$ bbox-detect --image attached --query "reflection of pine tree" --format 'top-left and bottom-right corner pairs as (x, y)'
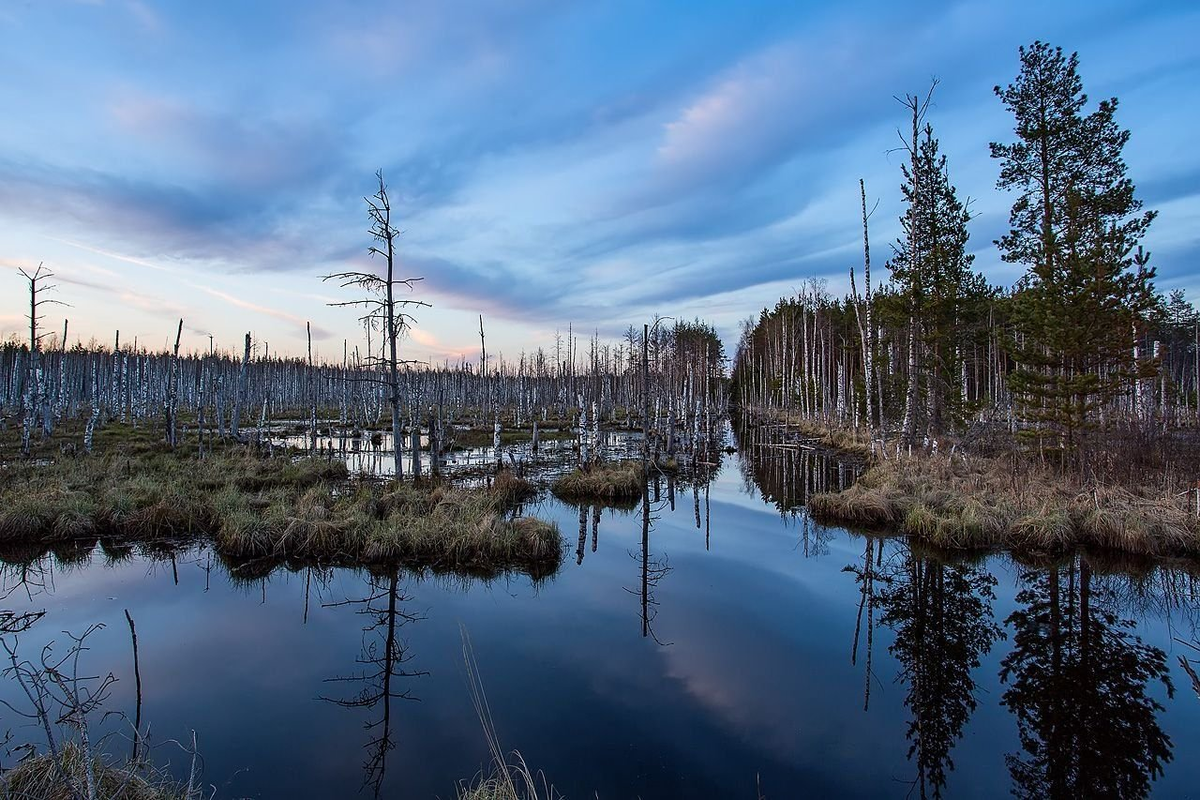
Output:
(878, 552), (1003, 799)
(1000, 558), (1174, 799)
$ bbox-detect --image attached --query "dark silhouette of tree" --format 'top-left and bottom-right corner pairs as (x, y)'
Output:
(878, 552), (1003, 799)
(1000, 557), (1174, 799)
(322, 569), (427, 797)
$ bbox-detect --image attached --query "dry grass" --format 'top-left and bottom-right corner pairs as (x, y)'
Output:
(0, 424), (561, 578)
(456, 630), (561, 800)
(809, 454), (1200, 558)
(551, 460), (644, 501)
(0, 743), (185, 800)
(490, 469), (537, 506)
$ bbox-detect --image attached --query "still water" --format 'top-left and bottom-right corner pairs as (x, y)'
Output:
(2, 426), (1198, 799)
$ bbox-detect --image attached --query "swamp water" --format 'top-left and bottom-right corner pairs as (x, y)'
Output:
(2, 424), (1199, 799)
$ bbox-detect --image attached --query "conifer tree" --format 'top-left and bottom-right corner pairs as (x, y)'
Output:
(889, 89), (985, 439)
(991, 42), (1157, 449)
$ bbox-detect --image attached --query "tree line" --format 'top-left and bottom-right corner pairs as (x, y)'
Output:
(732, 42), (1200, 458)
(2, 230), (726, 476)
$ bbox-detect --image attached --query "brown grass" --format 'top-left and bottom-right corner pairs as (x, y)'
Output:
(551, 460), (644, 501)
(0, 424), (562, 578)
(809, 454), (1200, 558)
(490, 469), (537, 506)
(0, 743), (185, 800)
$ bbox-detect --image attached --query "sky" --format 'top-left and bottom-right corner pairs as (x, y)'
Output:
(0, 0), (1197, 363)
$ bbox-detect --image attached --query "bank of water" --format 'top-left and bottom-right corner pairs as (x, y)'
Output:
(1, 426), (1197, 798)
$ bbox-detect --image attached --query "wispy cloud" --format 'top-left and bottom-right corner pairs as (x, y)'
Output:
(192, 285), (332, 341)
(0, 0), (1196, 357)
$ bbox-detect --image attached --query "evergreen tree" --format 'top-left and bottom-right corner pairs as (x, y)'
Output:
(889, 105), (987, 437)
(991, 42), (1157, 449)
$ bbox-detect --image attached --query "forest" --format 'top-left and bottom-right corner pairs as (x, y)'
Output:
(732, 42), (1200, 558)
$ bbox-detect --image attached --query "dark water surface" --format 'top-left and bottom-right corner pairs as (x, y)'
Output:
(2, 426), (1199, 799)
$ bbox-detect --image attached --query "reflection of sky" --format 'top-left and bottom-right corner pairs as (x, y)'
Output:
(1, 456), (1197, 798)
(1, 2), (1198, 361)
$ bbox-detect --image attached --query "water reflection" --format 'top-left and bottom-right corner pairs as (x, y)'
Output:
(733, 417), (862, 516)
(1000, 556), (1174, 799)
(321, 568), (426, 797)
(635, 483), (672, 645)
(878, 546), (1003, 799)
(3, 427), (1200, 798)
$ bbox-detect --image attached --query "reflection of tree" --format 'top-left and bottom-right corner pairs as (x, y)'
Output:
(1, 562), (48, 637)
(732, 417), (857, 523)
(1000, 557), (1174, 799)
(628, 482), (671, 645)
(845, 537), (883, 710)
(877, 549), (1003, 799)
(1178, 639), (1200, 701)
(323, 569), (426, 798)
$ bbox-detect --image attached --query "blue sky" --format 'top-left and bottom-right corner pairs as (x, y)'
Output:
(1, 0), (1197, 361)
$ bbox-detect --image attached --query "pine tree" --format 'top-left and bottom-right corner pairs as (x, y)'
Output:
(889, 92), (986, 439)
(991, 42), (1157, 450)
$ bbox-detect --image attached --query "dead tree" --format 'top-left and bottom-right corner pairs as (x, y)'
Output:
(17, 263), (68, 455)
(165, 319), (183, 449)
(231, 332), (251, 440)
(326, 171), (430, 479)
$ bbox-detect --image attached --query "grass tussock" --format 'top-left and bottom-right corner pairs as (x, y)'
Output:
(490, 469), (537, 506)
(0, 743), (185, 800)
(808, 454), (1200, 558)
(0, 423), (561, 579)
(551, 460), (644, 501)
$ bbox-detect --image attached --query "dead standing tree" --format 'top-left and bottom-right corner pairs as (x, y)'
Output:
(326, 170), (430, 479)
(17, 263), (68, 456)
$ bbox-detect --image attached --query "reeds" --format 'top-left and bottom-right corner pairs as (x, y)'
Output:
(456, 629), (560, 800)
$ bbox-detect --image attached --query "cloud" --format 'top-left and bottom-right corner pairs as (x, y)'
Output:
(0, 157), (359, 272)
(108, 90), (345, 192)
(1, 0), (1198, 357)
(192, 285), (333, 341)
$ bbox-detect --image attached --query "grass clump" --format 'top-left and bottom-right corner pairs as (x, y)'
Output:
(0, 743), (186, 800)
(0, 423), (562, 579)
(490, 470), (537, 506)
(809, 453), (1200, 559)
(551, 460), (644, 502)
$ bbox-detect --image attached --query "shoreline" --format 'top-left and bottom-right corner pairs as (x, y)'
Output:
(735, 408), (1200, 563)
(0, 424), (561, 579)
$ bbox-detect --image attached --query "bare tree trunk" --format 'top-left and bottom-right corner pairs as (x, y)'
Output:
(84, 357), (99, 454)
(166, 319), (182, 449)
(860, 179), (879, 431)
(231, 331), (250, 440)
(308, 322), (318, 456)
